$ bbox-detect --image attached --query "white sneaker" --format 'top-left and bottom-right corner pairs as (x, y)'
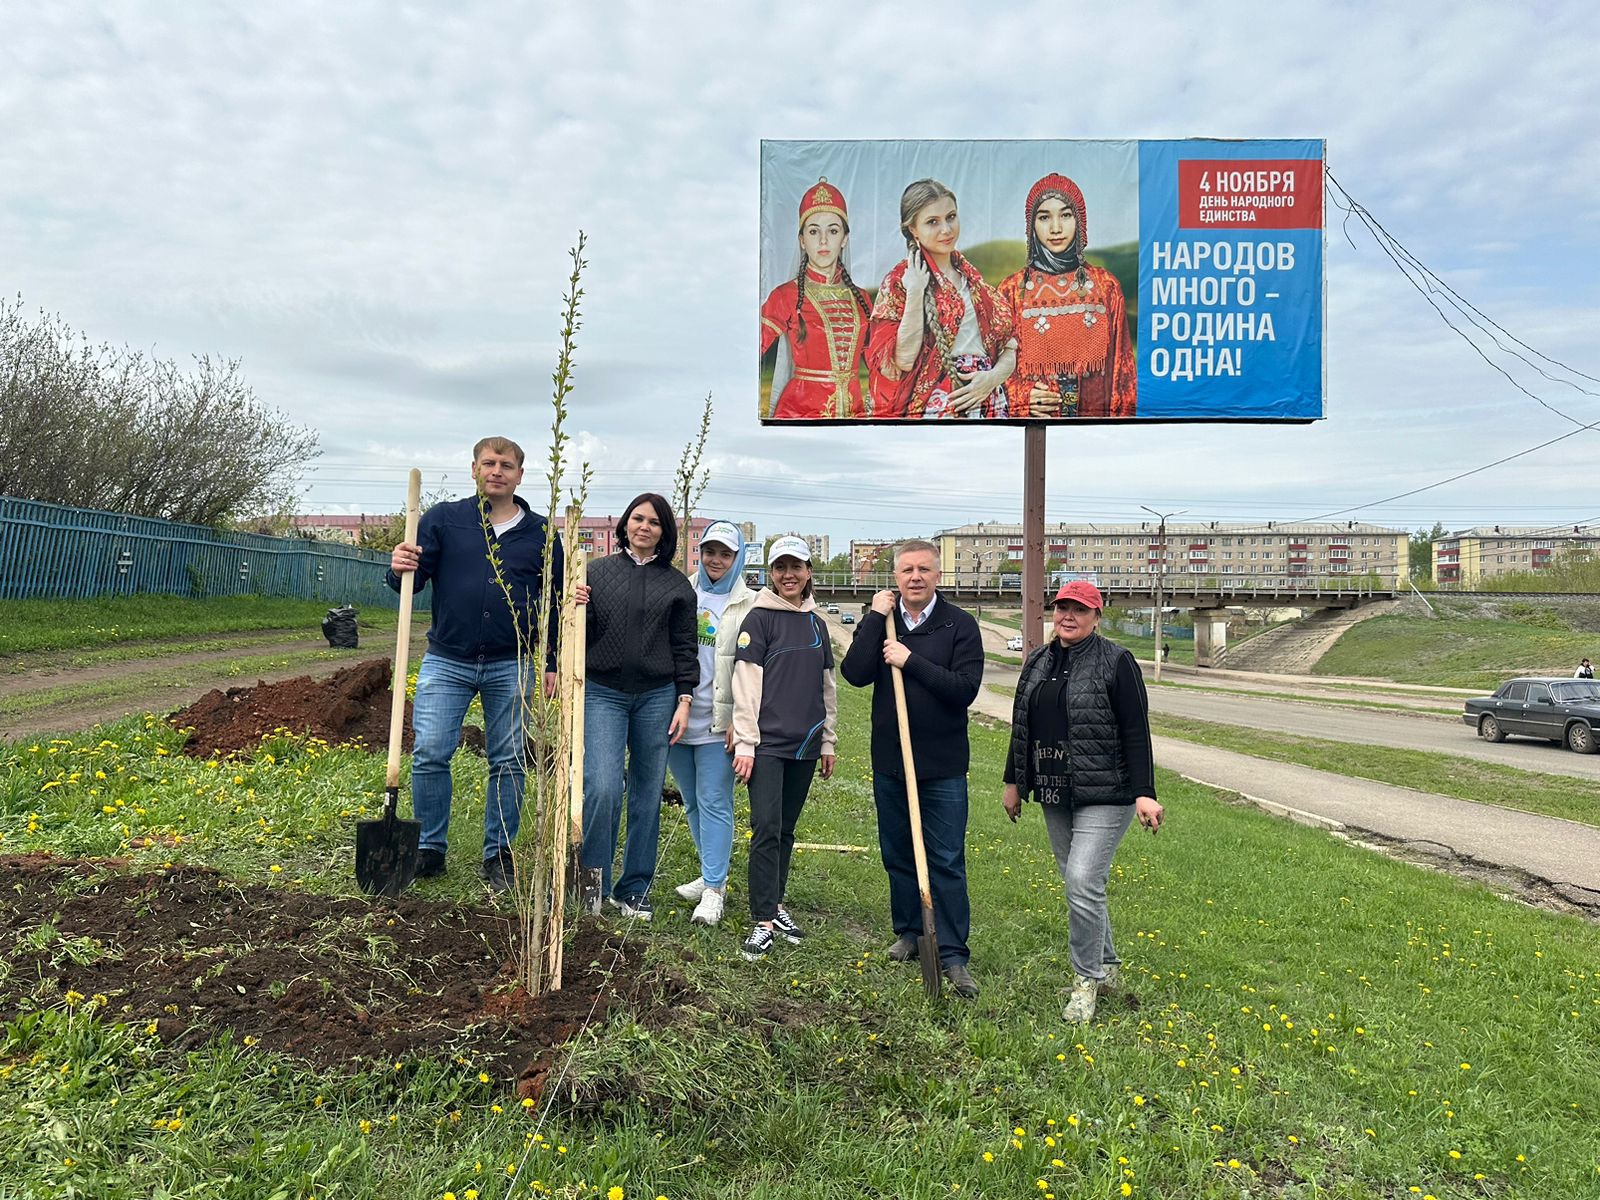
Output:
(1062, 975), (1099, 1023)
(690, 888), (725, 926)
(675, 877), (707, 902)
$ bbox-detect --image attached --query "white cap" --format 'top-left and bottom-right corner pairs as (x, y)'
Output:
(701, 520), (741, 550)
(768, 535), (811, 564)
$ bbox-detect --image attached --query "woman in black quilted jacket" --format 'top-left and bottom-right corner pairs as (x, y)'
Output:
(574, 492), (699, 920)
(1002, 579), (1164, 1023)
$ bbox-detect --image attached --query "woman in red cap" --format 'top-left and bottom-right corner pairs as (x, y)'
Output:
(866, 178), (1018, 420)
(999, 174), (1136, 418)
(1002, 578), (1163, 1023)
(760, 178), (873, 420)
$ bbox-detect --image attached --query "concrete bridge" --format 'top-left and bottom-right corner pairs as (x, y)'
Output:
(806, 571), (1402, 667)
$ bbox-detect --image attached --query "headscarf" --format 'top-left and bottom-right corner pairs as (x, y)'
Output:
(1025, 173), (1088, 275)
(694, 521), (748, 596)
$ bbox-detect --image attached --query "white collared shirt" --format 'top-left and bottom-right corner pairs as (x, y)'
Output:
(899, 592), (938, 631)
(626, 549), (657, 566)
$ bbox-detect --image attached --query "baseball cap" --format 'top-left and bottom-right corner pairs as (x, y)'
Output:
(768, 535), (811, 564)
(701, 520), (741, 550)
(1051, 579), (1103, 610)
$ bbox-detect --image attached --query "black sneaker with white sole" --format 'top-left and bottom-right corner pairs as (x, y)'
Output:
(741, 923), (775, 961)
(771, 909), (805, 944)
(611, 895), (653, 921)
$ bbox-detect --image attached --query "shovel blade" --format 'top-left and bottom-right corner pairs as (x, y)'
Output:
(356, 814), (421, 897)
(918, 903), (942, 998)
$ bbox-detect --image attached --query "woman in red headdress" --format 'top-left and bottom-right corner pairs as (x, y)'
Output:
(866, 179), (1018, 420)
(999, 174), (1136, 418)
(759, 179), (873, 420)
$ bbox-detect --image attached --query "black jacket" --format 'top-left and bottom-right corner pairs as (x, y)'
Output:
(385, 495), (563, 667)
(1005, 633), (1155, 806)
(583, 552), (699, 696)
(839, 596), (984, 780)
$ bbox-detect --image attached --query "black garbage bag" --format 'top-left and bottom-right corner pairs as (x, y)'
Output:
(321, 605), (359, 649)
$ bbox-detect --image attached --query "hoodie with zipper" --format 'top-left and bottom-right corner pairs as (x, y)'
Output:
(730, 588), (837, 760)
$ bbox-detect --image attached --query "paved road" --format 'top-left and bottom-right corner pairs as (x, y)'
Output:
(1145, 687), (1600, 781)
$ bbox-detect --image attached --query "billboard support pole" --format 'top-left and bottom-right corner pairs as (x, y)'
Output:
(1022, 423), (1047, 658)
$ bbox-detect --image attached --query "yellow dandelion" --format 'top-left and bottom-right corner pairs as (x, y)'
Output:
(608, 1188), (624, 1200)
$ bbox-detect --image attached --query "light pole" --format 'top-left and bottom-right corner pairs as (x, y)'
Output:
(1140, 506), (1185, 683)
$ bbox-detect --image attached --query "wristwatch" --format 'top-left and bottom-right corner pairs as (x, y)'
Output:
(677, 694), (693, 705)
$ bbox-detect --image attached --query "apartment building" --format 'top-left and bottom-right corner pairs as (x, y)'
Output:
(290, 513), (395, 544)
(770, 532), (830, 562)
(571, 514), (714, 570)
(933, 522), (1407, 588)
(1432, 526), (1600, 586)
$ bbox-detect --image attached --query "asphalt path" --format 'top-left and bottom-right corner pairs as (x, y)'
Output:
(1144, 687), (1600, 781)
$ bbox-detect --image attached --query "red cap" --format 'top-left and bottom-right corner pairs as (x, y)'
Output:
(1052, 579), (1103, 610)
(799, 178), (847, 227)
(1026, 172), (1087, 245)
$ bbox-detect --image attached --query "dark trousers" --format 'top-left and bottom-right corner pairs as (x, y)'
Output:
(747, 756), (817, 921)
(873, 773), (971, 965)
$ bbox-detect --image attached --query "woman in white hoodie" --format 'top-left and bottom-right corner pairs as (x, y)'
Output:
(668, 520), (755, 926)
(730, 536), (838, 961)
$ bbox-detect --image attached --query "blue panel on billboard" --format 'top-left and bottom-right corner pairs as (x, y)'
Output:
(758, 139), (1325, 425)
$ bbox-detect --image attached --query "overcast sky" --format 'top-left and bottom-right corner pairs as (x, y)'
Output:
(4, 1), (1597, 556)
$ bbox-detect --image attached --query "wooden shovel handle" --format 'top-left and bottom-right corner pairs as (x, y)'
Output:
(885, 621), (934, 904)
(386, 469), (422, 790)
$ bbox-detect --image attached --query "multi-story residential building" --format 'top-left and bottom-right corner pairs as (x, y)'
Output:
(1432, 526), (1600, 586)
(932, 522), (1407, 588)
(291, 513), (395, 544)
(572, 515), (714, 570)
(848, 539), (898, 580)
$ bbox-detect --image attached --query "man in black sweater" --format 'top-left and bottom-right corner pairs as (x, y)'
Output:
(840, 540), (985, 997)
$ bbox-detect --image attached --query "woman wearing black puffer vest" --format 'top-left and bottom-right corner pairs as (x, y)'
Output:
(1002, 579), (1164, 1024)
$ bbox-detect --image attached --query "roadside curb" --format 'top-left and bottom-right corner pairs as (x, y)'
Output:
(1172, 772), (1347, 832)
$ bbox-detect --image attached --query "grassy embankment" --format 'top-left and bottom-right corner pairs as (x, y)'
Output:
(2, 687), (1598, 1197)
(1315, 611), (1600, 690)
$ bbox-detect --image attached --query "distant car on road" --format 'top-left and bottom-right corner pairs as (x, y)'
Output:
(1463, 677), (1600, 754)
(840, 612), (856, 625)
(1006, 636), (1025, 651)
(826, 604), (840, 614)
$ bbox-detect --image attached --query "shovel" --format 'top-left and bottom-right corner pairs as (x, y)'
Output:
(356, 468), (423, 897)
(885, 620), (942, 997)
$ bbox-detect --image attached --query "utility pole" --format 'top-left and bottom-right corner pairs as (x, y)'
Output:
(1141, 506), (1185, 684)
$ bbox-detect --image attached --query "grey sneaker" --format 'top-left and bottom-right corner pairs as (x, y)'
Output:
(741, 923), (775, 961)
(944, 961), (979, 999)
(771, 908), (805, 944)
(1061, 975), (1099, 1023)
(887, 934), (919, 962)
(480, 851), (514, 893)
(1101, 964), (1124, 993)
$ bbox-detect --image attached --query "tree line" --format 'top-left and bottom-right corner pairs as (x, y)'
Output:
(0, 295), (317, 527)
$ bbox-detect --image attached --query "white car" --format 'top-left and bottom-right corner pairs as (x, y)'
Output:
(1006, 636), (1024, 651)
(826, 604), (840, 615)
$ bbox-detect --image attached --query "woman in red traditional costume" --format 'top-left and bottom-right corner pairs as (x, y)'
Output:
(866, 178), (1017, 420)
(759, 179), (873, 419)
(999, 174), (1136, 418)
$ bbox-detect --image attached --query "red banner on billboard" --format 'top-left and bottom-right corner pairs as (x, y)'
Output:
(1177, 160), (1323, 230)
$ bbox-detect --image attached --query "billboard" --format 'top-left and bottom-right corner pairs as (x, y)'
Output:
(759, 139), (1325, 425)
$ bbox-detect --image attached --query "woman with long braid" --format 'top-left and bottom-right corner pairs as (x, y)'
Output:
(759, 179), (873, 420)
(866, 178), (1018, 420)
(999, 173), (1136, 418)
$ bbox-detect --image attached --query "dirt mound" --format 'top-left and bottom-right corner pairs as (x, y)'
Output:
(0, 853), (693, 1089)
(167, 658), (486, 759)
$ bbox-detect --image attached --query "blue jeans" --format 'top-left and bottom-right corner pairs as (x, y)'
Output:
(579, 680), (676, 902)
(667, 740), (736, 890)
(873, 774), (971, 966)
(410, 652), (530, 861)
(1040, 803), (1134, 980)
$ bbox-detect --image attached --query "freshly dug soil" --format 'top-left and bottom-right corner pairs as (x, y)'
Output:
(169, 658), (485, 759)
(0, 853), (693, 1090)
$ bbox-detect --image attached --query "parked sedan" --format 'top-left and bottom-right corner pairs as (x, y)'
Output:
(1006, 635), (1025, 651)
(1463, 677), (1600, 753)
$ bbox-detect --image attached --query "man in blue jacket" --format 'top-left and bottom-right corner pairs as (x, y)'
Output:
(388, 436), (564, 891)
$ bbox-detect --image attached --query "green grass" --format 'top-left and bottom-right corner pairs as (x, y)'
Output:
(984, 651), (1022, 667)
(0, 595), (398, 658)
(1152, 712), (1600, 828)
(1316, 612), (1596, 690)
(1152, 679), (1459, 717)
(0, 648), (361, 720)
(2, 691), (1599, 1197)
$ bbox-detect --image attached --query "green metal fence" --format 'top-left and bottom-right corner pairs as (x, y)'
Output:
(0, 496), (427, 609)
